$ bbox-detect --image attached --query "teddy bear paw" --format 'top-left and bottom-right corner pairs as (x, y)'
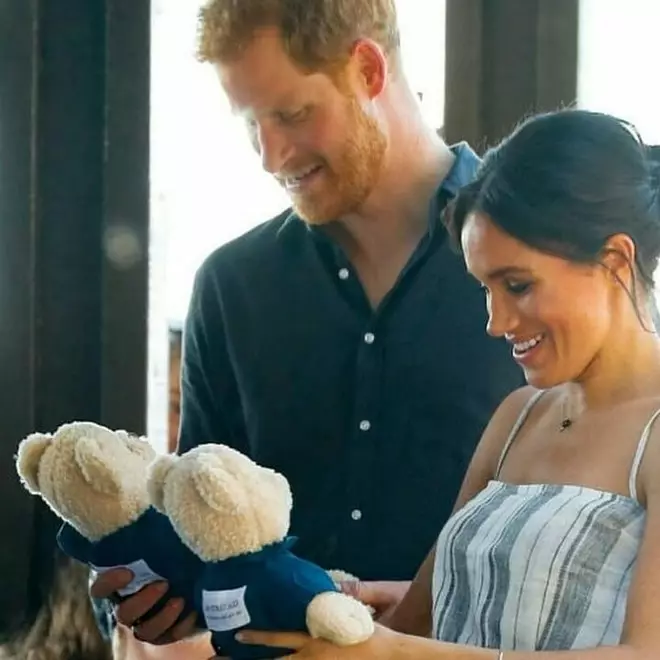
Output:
(306, 591), (375, 646)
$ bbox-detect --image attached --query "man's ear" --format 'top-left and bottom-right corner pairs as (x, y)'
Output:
(347, 38), (387, 100)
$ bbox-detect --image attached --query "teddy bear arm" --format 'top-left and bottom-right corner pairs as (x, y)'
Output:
(305, 591), (375, 646)
(254, 568), (312, 633)
(262, 559), (373, 645)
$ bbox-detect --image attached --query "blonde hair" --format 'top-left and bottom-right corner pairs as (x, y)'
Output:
(197, 0), (400, 71)
(0, 555), (112, 660)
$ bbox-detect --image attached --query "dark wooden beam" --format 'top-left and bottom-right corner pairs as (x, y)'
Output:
(444, 0), (579, 152)
(102, 0), (151, 433)
(0, 0), (39, 631)
(0, 0), (150, 634)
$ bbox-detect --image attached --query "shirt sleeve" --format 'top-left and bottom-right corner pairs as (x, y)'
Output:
(177, 258), (249, 456)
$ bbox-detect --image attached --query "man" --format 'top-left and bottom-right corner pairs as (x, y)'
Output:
(91, 0), (523, 645)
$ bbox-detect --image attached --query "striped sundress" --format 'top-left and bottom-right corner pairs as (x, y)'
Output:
(432, 391), (658, 651)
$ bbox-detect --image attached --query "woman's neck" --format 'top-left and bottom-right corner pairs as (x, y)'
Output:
(570, 317), (660, 411)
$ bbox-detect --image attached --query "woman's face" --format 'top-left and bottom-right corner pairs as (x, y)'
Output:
(461, 212), (614, 389)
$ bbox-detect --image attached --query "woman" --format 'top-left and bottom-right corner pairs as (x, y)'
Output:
(230, 110), (660, 658)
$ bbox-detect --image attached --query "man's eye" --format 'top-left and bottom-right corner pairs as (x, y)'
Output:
(279, 107), (309, 124)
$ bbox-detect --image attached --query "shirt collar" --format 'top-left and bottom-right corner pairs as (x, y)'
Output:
(440, 141), (481, 197)
(426, 141), (481, 237)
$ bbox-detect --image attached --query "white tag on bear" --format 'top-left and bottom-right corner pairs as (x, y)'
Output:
(203, 586), (251, 631)
(91, 559), (164, 597)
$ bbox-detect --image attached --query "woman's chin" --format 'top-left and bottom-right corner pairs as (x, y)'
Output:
(522, 367), (560, 391)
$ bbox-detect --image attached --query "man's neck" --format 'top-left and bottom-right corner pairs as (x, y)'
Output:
(326, 127), (456, 308)
(333, 130), (455, 265)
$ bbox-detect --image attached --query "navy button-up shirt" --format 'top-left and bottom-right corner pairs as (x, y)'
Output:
(178, 143), (524, 580)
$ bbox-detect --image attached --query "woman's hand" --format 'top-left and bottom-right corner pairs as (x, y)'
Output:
(337, 580), (411, 625)
(224, 623), (402, 659)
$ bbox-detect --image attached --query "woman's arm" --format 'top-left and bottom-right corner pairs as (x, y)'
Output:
(395, 636), (631, 659)
(390, 409), (660, 659)
(384, 386), (539, 636)
(236, 398), (660, 659)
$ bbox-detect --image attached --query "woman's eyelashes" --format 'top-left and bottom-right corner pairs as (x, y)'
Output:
(479, 280), (533, 296)
(504, 280), (533, 295)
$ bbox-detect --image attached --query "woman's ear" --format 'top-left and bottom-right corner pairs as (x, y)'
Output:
(601, 234), (637, 284)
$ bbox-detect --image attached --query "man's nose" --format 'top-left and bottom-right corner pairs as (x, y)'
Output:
(256, 123), (294, 175)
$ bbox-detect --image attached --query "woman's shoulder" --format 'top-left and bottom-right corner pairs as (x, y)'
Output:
(489, 385), (546, 431)
(474, 386), (546, 477)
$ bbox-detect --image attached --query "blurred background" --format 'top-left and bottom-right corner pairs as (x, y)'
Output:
(1, 0), (659, 654)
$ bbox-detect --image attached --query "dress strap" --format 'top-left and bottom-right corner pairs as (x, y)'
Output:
(494, 390), (546, 479)
(629, 406), (660, 501)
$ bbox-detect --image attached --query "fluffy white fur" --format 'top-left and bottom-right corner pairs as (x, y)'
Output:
(147, 444), (292, 562)
(16, 422), (156, 541)
(147, 443), (375, 645)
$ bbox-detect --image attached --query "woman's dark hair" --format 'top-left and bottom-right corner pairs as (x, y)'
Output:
(443, 110), (660, 298)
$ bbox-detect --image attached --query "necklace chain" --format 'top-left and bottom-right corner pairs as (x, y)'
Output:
(559, 393), (573, 432)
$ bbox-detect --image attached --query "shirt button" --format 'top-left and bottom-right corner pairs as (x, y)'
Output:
(338, 268), (350, 280)
(364, 332), (375, 344)
(351, 509), (362, 521)
(359, 420), (371, 432)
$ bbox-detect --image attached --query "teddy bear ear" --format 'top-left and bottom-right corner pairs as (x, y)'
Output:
(116, 430), (157, 462)
(191, 455), (243, 513)
(146, 454), (177, 513)
(74, 435), (120, 496)
(15, 433), (53, 494)
(266, 470), (293, 511)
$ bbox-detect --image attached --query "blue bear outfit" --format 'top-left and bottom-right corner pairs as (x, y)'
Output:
(58, 506), (203, 622)
(197, 537), (340, 659)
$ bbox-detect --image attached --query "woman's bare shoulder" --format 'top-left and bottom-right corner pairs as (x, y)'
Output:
(483, 385), (545, 442)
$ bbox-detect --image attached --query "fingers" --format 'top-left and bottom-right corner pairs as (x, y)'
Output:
(89, 569), (198, 647)
(338, 579), (387, 607)
(114, 581), (169, 627)
(89, 567), (134, 600)
(129, 595), (186, 644)
(338, 580), (410, 608)
(236, 630), (309, 650)
(337, 579), (362, 600)
(166, 609), (200, 643)
(140, 609), (200, 646)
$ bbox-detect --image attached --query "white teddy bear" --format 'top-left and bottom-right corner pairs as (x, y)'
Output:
(147, 443), (374, 659)
(15, 421), (202, 617)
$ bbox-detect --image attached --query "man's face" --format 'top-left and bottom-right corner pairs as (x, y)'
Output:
(215, 28), (387, 224)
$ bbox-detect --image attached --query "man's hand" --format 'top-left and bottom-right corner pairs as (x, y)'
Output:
(89, 568), (198, 645)
(337, 580), (411, 626)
